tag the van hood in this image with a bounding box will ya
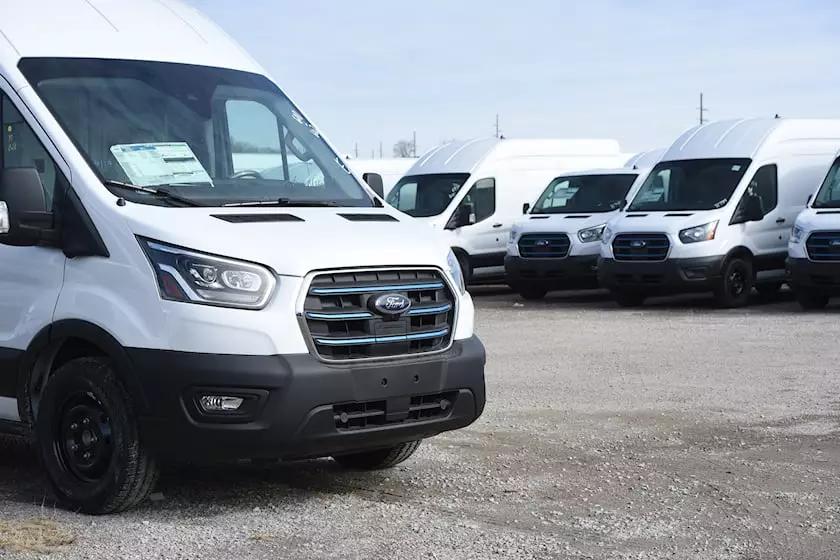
[794,207,840,232]
[120,206,452,276]
[610,210,722,234]
[514,212,616,236]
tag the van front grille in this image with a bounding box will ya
[518,233,571,259]
[806,231,840,261]
[612,233,670,262]
[302,269,456,361]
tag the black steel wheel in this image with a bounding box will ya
[714,257,754,308]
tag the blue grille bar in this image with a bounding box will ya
[315,328,450,346]
[311,282,445,295]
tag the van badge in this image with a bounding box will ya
[535,239,551,247]
[630,239,647,249]
[372,293,412,316]
[830,239,840,248]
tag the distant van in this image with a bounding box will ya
[344,157,416,198]
[598,118,840,308]
[505,149,664,299]
[386,137,627,284]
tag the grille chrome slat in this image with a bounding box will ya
[518,233,571,259]
[302,268,456,361]
[806,231,840,261]
[612,233,670,262]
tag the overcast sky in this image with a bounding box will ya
[186,0,840,157]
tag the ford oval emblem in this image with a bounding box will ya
[630,239,646,249]
[831,239,840,247]
[372,293,412,316]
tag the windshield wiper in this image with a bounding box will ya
[103,180,203,207]
[222,198,338,207]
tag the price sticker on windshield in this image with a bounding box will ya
[110,142,213,187]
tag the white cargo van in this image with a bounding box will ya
[345,158,416,198]
[598,118,840,308]
[505,149,665,299]
[786,149,840,309]
[386,137,627,284]
[0,0,486,514]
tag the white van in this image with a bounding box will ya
[0,0,486,514]
[345,158,416,198]
[385,137,627,284]
[598,118,840,308]
[505,149,665,299]
[786,149,840,309]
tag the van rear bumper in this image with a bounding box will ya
[128,336,486,463]
[597,255,726,293]
[504,255,599,289]
[786,257,840,294]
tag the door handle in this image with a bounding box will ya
[492,223,503,228]
[776,217,786,224]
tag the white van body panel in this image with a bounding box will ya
[391,138,627,281]
[600,118,840,298]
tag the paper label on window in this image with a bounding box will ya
[110,143,212,187]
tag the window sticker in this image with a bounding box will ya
[110,142,212,187]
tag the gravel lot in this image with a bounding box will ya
[1,288,840,559]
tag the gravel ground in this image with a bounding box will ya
[1,288,840,559]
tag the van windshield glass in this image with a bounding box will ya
[532,173,638,214]
[386,173,470,217]
[627,158,751,212]
[812,157,840,208]
[17,58,373,208]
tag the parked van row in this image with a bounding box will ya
[495,117,840,309]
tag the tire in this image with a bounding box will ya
[755,282,783,297]
[518,285,548,301]
[35,357,160,515]
[795,291,830,311]
[611,290,646,308]
[333,440,422,471]
[714,256,754,308]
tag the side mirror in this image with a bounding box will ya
[445,203,475,230]
[742,194,764,222]
[362,172,384,198]
[522,202,530,214]
[0,168,51,246]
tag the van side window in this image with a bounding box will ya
[225,100,325,187]
[1,94,59,208]
[743,164,778,216]
[462,178,496,223]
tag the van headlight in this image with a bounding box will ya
[138,238,276,309]
[578,224,606,243]
[447,249,466,294]
[790,225,804,243]
[679,220,719,244]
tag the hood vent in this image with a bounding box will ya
[664,213,693,217]
[338,213,399,222]
[625,213,648,218]
[212,213,304,223]
[816,210,840,215]
[564,215,591,219]
[529,216,550,220]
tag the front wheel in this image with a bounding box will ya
[795,291,830,311]
[35,358,160,515]
[518,285,548,301]
[714,257,754,308]
[333,440,422,471]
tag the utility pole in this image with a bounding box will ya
[698,93,708,126]
[412,131,417,157]
[379,142,383,158]
[354,142,359,158]
[495,114,501,138]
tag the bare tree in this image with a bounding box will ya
[393,139,415,158]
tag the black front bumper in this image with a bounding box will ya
[504,255,600,289]
[786,257,840,295]
[597,255,726,294]
[128,336,486,463]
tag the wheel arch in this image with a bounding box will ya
[17,320,147,424]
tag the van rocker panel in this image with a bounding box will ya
[786,257,840,295]
[505,255,600,289]
[128,336,486,462]
[597,255,726,293]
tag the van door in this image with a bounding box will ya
[732,164,785,273]
[449,177,503,269]
[0,87,67,421]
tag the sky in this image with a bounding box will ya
[186,0,840,158]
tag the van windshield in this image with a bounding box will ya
[627,158,751,212]
[386,173,470,217]
[812,157,840,208]
[531,173,638,214]
[17,58,373,208]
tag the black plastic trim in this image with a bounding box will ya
[59,184,109,258]
[0,348,23,398]
[338,213,399,222]
[212,213,304,223]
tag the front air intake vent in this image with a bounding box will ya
[339,213,399,222]
[564,215,591,219]
[212,214,304,223]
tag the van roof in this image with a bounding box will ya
[623,148,666,169]
[662,118,840,162]
[0,0,262,75]
[405,137,623,176]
